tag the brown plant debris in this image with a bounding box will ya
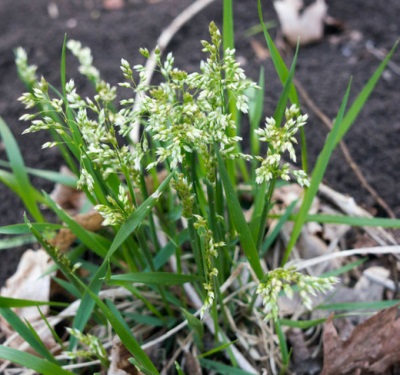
[322,305,400,374]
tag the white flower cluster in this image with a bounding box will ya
[67,40,101,84]
[64,328,107,363]
[256,267,339,320]
[95,185,134,226]
[15,47,38,87]
[119,22,257,172]
[255,105,309,187]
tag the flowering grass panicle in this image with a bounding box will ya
[256,267,339,320]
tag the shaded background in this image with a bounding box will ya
[1,0,399,284]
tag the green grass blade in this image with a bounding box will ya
[0,345,73,375]
[0,222,61,234]
[43,192,109,257]
[70,173,173,347]
[317,300,400,311]
[0,296,67,309]
[335,41,399,145]
[248,67,264,161]
[198,340,237,359]
[71,274,159,375]
[108,173,173,256]
[0,117,43,221]
[0,234,35,250]
[0,160,77,187]
[273,43,299,127]
[256,0,309,172]
[305,214,400,228]
[282,80,352,265]
[274,319,289,368]
[109,272,202,285]
[223,0,234,51]
[216,148,263,280]
[0,308,56,364]
[257,0,298,105]
[199,358,257,375]
[261,200,297,256]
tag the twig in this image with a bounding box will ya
[366,41,400,76]
[294,77,396,219]
[129,0,216,143]
[318,182,397,246]
[289,245,400,271]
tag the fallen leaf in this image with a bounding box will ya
[108,338,143,375]
[250,39,270,61]
[50,166,85,215]
[288,328,321,375]
[273,0,328,46]
[322,306,400,374]
[0,249,52,322]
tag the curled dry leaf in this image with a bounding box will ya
[273,0,328,46]
[0,249,52,323]
[322,306,400,375]
[50,166,85,215]
[0,249,57,352]
[108,338,143,375]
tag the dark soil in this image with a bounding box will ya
[0,0,399,288]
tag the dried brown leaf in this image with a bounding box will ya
[108,338,143,375]
[322,306,400,374]
[0,249,52,322]
[50,166,85,215]
[250,39,270,61]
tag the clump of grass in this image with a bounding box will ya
[0,1,398,373]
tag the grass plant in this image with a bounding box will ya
[0,2,399,373]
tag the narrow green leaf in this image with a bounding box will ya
[257,0,298,105]
[273,42,299,127]
[109,272,202,285]
[0,308,56,364]
[336,41,399,145]
[274,319,290,367]
[321,258,366,278]
[182,308,204,346]
[175,362,185,375]
[0,234,35,250]
[282,80,352,265]
[305,214,400,228]
[0,117,43,221]
[248,67,264,160]
[317,300,400,311]
[198,340,238,359]
[261,200,297,256]
[43,192,109,257]
[109,173,173,256]
[223,0,234,51]
[216,149,263,279]
[71,274,159,375]
[71,173,173,347]
[0,222,62,235]
[0,296,67,308]
[199,358,257,375]
[0,160,77,187]
[0,345,73,375]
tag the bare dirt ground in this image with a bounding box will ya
[0,0,399,285]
